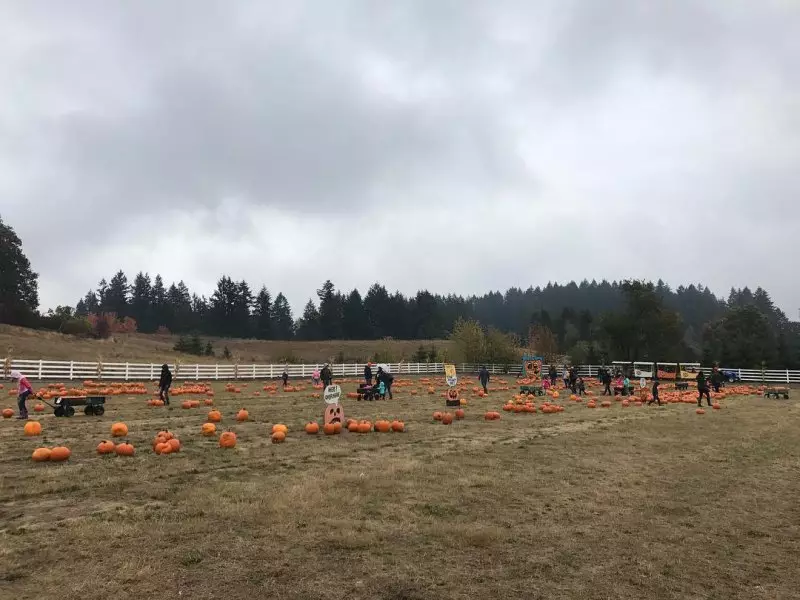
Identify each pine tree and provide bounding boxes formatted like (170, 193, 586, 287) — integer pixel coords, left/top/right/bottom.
(0, 215, 39, 325)
(253, 286, 273, 340)
(317, 280, 342, 339)
(271, 293, 294, 340)
(130, 272, 153, 331)
(296, 299, 321, 340)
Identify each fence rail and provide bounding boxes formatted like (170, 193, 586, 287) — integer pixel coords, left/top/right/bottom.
(3, 359, 799, 385)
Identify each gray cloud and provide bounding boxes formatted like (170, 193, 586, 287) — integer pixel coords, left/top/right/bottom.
(1, 1, 798, 314)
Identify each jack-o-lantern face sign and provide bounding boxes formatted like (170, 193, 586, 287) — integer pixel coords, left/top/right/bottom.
(324, 403, 343, 426)
(447, 388, 459, 401)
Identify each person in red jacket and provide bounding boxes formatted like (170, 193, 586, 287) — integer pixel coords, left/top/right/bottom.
(10, 370, 33, 419)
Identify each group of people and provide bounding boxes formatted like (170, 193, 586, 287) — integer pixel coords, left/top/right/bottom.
(363, 363, 394, 399)
(543, 364, 586, 395)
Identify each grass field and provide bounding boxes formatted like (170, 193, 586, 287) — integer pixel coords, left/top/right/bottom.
(1, 377, 799, 600)
(0, 324, 454, 364)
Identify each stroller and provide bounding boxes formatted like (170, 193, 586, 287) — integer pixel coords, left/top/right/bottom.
(358, 381, 385, 401)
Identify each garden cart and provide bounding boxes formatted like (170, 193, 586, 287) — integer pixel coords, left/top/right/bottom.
(39, 395, 107, 417)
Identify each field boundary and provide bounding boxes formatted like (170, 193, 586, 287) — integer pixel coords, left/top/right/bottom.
(4, 358, 798, 384)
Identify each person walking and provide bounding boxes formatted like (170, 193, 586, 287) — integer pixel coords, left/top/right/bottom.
(548, 365, 558, 387)
(478, 366, 490, 394)
(696, 370, 712, 406)
(281, 368, 289, 389)
(364, 362, 373, 386)
(158, 364, 172, 406)
(648, 378, 661, 406)
(710, 366, 722, 393)
(568, 366, 578, 394)
(601, 369, 612, 396)
(320, 363, 333, 389)
(311, 368, 320, 386)
(562, 365, 570, 389)
(9, 370, 33, 419)
(377, 367, 394, 400)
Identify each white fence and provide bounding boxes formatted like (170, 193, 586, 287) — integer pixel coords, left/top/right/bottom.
(4, 359, 800, 384)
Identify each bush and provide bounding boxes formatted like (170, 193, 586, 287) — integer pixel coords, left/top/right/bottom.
(174, 334, 205, 356)
(222, 346, 232, 360)
(204, 342, 214, 357)
(61, 317, 92, 336)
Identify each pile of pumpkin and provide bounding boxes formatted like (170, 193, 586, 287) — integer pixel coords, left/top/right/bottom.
(152, 430, 182, 455)
(32, 446, 72, 462)
(303, 418, 406, 433)
(432, 410, 465, 424)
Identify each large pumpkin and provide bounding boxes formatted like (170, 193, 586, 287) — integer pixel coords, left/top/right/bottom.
(97, 440, 116, 455)
(208, 410, 222, 423)
(219, 431, 237, 448)
(236, 408, 249, 422)
(32, 447, 51, 462)
(201, 423, 217, 436)
(24, 421, 42, 436)
(2, 408, 14, 418)
(305, 422, 320, 435)
(271, 431, 286, 444)
(50, 446, 71, 462)
(111, 422, 128, 437)
(115, 442, 135, 456)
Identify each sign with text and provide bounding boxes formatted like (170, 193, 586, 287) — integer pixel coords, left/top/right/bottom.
(444, 364, 457, 387)
(323, 384, 342, 405)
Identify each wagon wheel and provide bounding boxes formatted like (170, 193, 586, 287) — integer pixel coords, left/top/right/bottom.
(94, 405, 105, 416)
(54, 406, 65, 417)
(65, 405, 75, 417)
(84, 405, 95, 416)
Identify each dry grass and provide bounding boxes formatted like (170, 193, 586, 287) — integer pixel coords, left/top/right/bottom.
(1, 378, 799, 600)
(0, 324, 454, 363)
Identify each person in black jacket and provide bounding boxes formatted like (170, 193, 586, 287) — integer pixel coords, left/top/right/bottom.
(710, 367, 722, 393)
(364, 363, 373, 386)
(158, 364, 172, 405)
(321, 364, 333, 389)
(478, 366, 490, 394)
(696, 370, 712, 406)
(601, 369, 612, 396)
(648, 378, 661, 406)
(548, 365, 558, 387)
(377, 367, 394, 399)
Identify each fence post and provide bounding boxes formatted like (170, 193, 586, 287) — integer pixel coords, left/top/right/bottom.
(125, 363, 129, 381)
(215, 364, 219, 380)
(150, 364, 155, 380)
(38, 360, 43, 380)
(69, 361, 74, 381)
(787, 369, 790, 384)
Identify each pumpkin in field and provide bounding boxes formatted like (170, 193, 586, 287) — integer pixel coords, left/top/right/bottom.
(569, 395, 577, 402)
(271, 431, 286, 443)
(236, 408, 249, 422)
(484, 411, 500, 421)
(333, 422, 342, 434)
(111, 422, 129, 437)
(305, 422, 320, 434)
(115, 442, 135, 456)
(712, 403, 721, 410)
(600, 400, 611, 408)
(391, 420, 405, 432)
(272, 424, 288, 435)
(454, 408, 465, 420)
(167, 438, 181, 453)
(587, 401, 597, 408)
(24, 421, 42, 436)
(621, 400, 630, 407)
(696, 408, 706, 415)
(432, 411, 443, 421)
(357, 422, 371, 434)
(347, 421, 359, 433)
(33, 403, 45, 412)
(32, 447, 51, 462)
(204, 398, 214, 406)
(375, 420, 391, 433)
(201, 423, 217, 436)
(208, 410, 222, 423)
(427, 387, 436, 395)
(50, 446, 71, 462)
(441, 412, 453, 425)
(323, 422, 336, 435)
(181, 400, 193, 409)
(97, 440, 116, 455)
(2, 408, 13, 418)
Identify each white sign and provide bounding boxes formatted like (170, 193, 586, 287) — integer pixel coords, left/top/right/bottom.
(639, 378, 647, 389)
(323, 384, 342, 404)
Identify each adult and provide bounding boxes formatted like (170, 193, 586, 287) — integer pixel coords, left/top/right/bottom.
(562, 365, 570, 389)
(478, 366, 490, 394)
(364, 362, 373, 386)
(377, 366, 394, 400)
(321, 363, 333, 389)
(648, 378, 661, 406)
(281, 368, 289, 389)
(710, 366, 722, 393)
(10, 370, 33, 419)
(601, 369, 612, 396)
(568, 366, 578, 394)
(696, 370, 712, 407)
(548, 364, 558, 387)
(158, 364, 172, 406)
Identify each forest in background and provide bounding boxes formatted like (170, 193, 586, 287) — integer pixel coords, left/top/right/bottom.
(2, 215, 798, 367)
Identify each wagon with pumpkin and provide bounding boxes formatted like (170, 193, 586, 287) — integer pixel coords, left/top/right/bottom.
(39, 395, 107, 417)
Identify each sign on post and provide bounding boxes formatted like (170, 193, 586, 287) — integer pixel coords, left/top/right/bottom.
(323, 384, 342, 404)
(444, 364, 457, 387)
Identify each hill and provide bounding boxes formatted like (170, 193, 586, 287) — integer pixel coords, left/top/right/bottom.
(0, 325, 454, 364)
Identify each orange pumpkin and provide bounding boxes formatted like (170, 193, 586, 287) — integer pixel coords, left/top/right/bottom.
(219, 432, 237, 448)
(323, 422, 336, 435)
(305, 422, 320, 434)
(97, 440, 116, 455)
(696, 408, 706, 415)
(441, 412, 453, 425)
(236, 408, 249, 422)
(271, 431, 286, 443)
(454, 409, 465, 420)
(347, 421, 359, 433)
(272, 424, 288, 435)
(201, 423, 217, 436)
(432, 411, 443, 421)
(50, 446, 71, 462)
(181, 400, 193, 409)
(111, 422, 128, 437)
(375, 420, 391, 433)
(32, 447, 51, 462)
(207, 410, 222, 423)
(24, 421, 42, 436)
(33, 403, 45, 412)
(712, 403, 721, 410)
(115, 442, 135, 456)
(167, 438, 181, 453)
(357, 422, 371, 434)
(2, 408, 14, 418)
(391, 420, 405, 432)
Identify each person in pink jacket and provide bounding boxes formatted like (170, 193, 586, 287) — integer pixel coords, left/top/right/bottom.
(9, 370, 33, 419)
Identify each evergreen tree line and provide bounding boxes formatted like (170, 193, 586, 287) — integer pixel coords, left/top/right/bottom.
(2, 215, 798, 367)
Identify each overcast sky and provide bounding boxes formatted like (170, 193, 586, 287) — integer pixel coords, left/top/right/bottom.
(1, 1, 798, 317)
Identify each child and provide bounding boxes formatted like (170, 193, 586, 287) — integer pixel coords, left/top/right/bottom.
(10, 370, 33, 419)
(576, 376, 586, 396)
(542, 378, 551, 393)
(614, 375, 624, 396)
(311, 368, 320, 386)
(282, 369, 289, 389)
(648, 378, 661, 406)
(623, 375, 631, 396)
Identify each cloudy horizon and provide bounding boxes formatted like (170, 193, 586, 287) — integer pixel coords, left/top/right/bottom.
(2, 1, 798, 316)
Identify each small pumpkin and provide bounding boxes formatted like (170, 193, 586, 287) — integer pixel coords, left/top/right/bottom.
(390, 420, 405, 432)
(201, 422, 217, 436)
(271, 431, 286, 443)
(97, 440, 116, 455)
(219, 431, 237, 448)
(50, 446, 71, 462)
(323, 422, 337, 435)
(272, 424, 288, 435)
(33, 403, 45, 412)
(24, 421, 43, 436)
(2, 408, 14, 418)
(712, 403, 721, 410)
(454, 409, 465, 420)
(236, 408, 249, 422)
(181, 400, 193, 409)
(347, 421, 359, 433)
(208, 410, 222, 423)
(357, 422, 371, 434)
(167, 438, 181, 453)
(432, 411, 443, 421)
(696, 408, 706, 415)
(375, 420, 391, 433)
(111, 422, 129, 437)
(204, 398, 214, 406)
(441, 412, 453, 425)
(305, 422, 320, 434)
(32, 447, 51, 462)
(115, 442, 135, 456)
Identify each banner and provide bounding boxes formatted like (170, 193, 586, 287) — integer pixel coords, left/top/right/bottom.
(444, 364, 457, 387)
(522, 355, 543, 382)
